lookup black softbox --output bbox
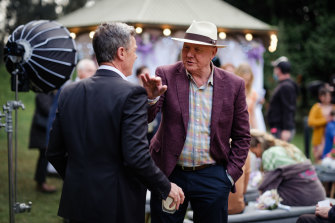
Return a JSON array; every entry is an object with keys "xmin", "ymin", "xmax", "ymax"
[{"xmin": 4, "ymin": 20, "xmax": 77, "ymax": 93}]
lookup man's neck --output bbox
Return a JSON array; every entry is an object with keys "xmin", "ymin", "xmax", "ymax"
[
  {"xmin": 101, "ymin": 61, "xmax": 126, "ymax": 76},
  {"xmin": 188, "ymin": 66, "xmax": 212, "ymax": 87},
  {"xmin": 279, "ymin": 74, "xmax": 291, "ymax": 81}
]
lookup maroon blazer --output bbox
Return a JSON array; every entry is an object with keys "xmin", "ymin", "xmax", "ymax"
[{"xmin": 148, "ymin": 61, "xmax": 250, "ymax": 185}]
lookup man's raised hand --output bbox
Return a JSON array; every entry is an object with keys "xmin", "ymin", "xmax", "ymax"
[{"xmin": 140, "ymin": 73, "xmax": 167, "ymax": 99}]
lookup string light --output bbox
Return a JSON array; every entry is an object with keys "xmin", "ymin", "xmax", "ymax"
[
  {"xmin": 89, "ymin": 31, "xmax": 95, "ymax": 39},
  {"xmin": 163, "ymin": 28, "xmax": 171, "ymax": 36},
  {"xmin": 135, "ymin": 27, "xmax": 143, "ymax": 34},
  {"xmin": 70, "ymin": 32, "xmax": 76, "ymax": 39},
  {"xmin": 245, "ymin": 33, "xmax": 253, "ymax": 41},
  {"xmin": 269, "ymin": 33, "xmax": 278, "ymax": 52},
  {"xmin": 218, "ymin": 32, "xmax": 226, "ymax": 40}
]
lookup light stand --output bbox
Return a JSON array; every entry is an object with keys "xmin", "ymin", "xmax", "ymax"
[
  {"xmin": 0, "ymin": 69, "xmax": 32, "ymax": 223},
  {"xmin": 2, "ymin": 20, "xmax": 77, "ymax": 222}
]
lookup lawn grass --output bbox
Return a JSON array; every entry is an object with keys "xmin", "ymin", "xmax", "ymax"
[
  {"xmin": 0, "ymin": 64, "xmax": 308, "ymax": 223},
  {"xmin": 0, "ymin": 65, "xmax": 63, "ymax": 223}
]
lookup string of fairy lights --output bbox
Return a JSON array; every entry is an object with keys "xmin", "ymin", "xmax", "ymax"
[{"xmin": 69, "ymin": 26, "xmax": 278, "ymax": 53}]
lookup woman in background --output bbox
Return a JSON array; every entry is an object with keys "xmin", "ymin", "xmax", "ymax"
[
  {"xmin": 250, "ymin": 129, "xmax": 326, "ymax": 206},
  {"xmin": 235, "ymin": 63, "xmax": 258, "ymax": 129}
]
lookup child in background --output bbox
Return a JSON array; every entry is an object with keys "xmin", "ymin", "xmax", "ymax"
[
  {"xmin": 308, "ymin": 87, "xmax": 334, "ymax": 163},
  {"xmin": 322, "ymin": 109, "xmax": 335, "ymax": 158}
]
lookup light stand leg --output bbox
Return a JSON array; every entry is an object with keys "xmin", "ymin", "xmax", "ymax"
[
  {"xmin": 2, "ymin": 100, "xmax": 31, "ymax": 223},
  {"xmin": 5, "ymin": 104, "xmax": 15, "ymax": 223},
  {"xmin": 14, "ymin": 72, "xmax": 18, "ymax": 203}
]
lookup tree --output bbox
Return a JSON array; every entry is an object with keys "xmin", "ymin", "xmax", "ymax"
[{"xmin": 224, "ymin": 0, "xmax": 335, "ymax": 83}]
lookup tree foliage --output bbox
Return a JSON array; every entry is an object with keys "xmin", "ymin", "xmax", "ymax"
[{"xmin": 225, "ymin": 0, "xmax": 335, "ymax": 83}]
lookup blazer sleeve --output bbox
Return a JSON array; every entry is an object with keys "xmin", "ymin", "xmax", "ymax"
[
  {"xmin": 122, "ymin": 86, "xmax": 171, "ymax": 199},
  {"xmin": 46, "ymin": 90, "xmax": 67, "ymax": 179},
  {"xmin": 148, "ymin": 66, "xmax": 166, "ymax": 123},
  {"xmin": 228, "ymin": 80, "xmax": 251, "ymax": 183}
]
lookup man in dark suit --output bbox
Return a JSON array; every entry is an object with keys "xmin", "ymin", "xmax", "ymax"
[
  {"xmin": 141, "ymin": 21, "xmax": 250, "ymax": 223},
  {"xmin": 47, "ymin": 22, "xmax": 184, "ymax": 223}
]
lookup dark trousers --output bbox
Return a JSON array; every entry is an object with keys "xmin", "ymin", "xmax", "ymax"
[
  {"xmin": 34, "ymin": 148, "xmax": 48, "ymax": 184},
  {"xmin": 150, "ymin": 165, "xmax": 232, "ymax": 223},
  {"xmin": 297, "ymin": 214, "xmax": 330, "ymax": 223}
]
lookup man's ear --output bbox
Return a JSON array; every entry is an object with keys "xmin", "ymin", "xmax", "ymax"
[
  {"xmin": 211, "ymin": 47, "xmax": 218, "ymax": 60},
  {"xmin": 116, "ymin": 47, "xmax": 126, "ymax": 61}
]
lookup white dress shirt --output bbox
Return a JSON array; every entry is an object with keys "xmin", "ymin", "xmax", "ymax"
[{"xmin": 98, "ymin": 65, "xmax": 127, "ymax": 80}]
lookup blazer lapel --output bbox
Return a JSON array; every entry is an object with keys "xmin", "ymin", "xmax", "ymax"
[
  {"xmin": 210, "ymin": 69, "xmax": 225, "ymax": 138},
  {"xmin": 176, "ymin": 66, "xmax": 190, "ymax": 133}
]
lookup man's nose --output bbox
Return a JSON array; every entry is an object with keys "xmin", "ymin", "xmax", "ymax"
[{"xmin": 186, "ymin": 49, "xmax": 194, "ymax": 58}]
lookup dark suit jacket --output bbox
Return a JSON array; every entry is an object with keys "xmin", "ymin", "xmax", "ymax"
[
  {"xmin": 148, "ymin": 62, "xmax": 250, "ymax": 186},
  {"xmin": 47, "ymin": 69, "xmax": 170, "ymax": 223}
]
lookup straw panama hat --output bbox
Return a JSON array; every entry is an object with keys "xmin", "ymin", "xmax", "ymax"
[{"xmin": 172, "ymin": 21, "xmax": 227, "ymax": 48}]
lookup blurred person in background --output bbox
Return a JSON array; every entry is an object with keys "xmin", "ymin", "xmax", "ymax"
[
  {"xmin": 267, "ymin": 56, "xmax": 298, "ymax": 142},
  {"xmin": 235, "ymin": 63, "xmax": 258, "ymax": 129},
  {"xmin": 75, "ymin": 58, "xmax": 97, "ymax": 81},
  {"xmin": 29, "ymin": 92, "xmax": 56, "ymax": 193},
  {"xmin": 135, "ymin": 65, "xmax": 150, "ymax": 86},
  {"xmin": 322, "ymin": 109, "xmax": 335, "ymax": 158},
  {"xmin": 250, "ymin": 130, "xmax": 326, "ymax": 206},
  {"xmin": 308, "ymin": 86, "xmax": 334, "ymax": 163},
  {"xmin": 221, "ymin": 63, "xmax": 235, "ymax": 73}
]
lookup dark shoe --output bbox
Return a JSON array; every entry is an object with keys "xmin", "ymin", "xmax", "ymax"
[{"xmin": 36, "ymin": 183, "xmax": 57, "ymax": 193}]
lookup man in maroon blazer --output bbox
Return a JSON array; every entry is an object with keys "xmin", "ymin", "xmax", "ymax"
[{"xmin": 141, "ymin": 21, "xmax": 250, "ymax": 223}]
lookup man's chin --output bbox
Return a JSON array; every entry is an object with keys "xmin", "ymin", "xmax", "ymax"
[{"xmin": 184, "ymin": 64, "xmax": 196, "ymax": 72}]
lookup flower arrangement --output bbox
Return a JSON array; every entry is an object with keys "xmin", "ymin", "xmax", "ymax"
[{"xmin": 256, "ymin": 189, "xmax": 283, "ymax": 210}]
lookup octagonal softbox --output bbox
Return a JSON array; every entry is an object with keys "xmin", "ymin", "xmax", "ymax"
[{"xmin": 4, "ymin": 20, "xmax": 77, "ymax": 93}]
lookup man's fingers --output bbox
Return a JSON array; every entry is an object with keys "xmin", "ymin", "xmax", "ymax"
[
  {"xmin": 159, "ymin": 85, "xmax": 168, "ymax": 95},
  {"xmin": 154, "ymin": 76, "xmax": 162, "ymax": 83},
  {"xmin": 179, "ymin": 189, "xmax": 185, "ymax": 204},
  {"xmin": 140, "ymin": 74, "xmax": 148, "ymax": 83},
  {"xmin": 174, "ymin": 195, "xmax": 180, "ymax": 210},
  {"xmin": 144, "ymin": 72, "xmax": 151, "ymax": 80}
]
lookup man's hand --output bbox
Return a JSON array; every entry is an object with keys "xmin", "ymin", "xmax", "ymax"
[
  {"xmin": 281, "ymin": 130, "xmax": 291, "ymax": 142},
  {"xmin": 168, "ymin": 183, "xmax": 185, "ymax": 210},
  {"xmin": 140, "ymin": 73, "xmax": 167, "ymax": 99},
  {"xmin": 315, "ymin": 204, "xmax": 332, "ymax": 219}
]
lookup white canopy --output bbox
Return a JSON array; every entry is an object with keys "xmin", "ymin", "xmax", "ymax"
[{"xmin": 58, "ymin": 0, "xmax": 275, "ymax": 33}]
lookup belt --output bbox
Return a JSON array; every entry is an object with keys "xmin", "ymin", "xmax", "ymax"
[{"xmin": 176, "ymin": 164, "xmax": 214, "ymax": 171}]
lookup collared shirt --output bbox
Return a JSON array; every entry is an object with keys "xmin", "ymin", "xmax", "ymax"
[
  {"xmin": 178, "ymin": 64, "xmax": 216, "ymax": 167},
  {"xmin": 98, "ymin": 65, "xmax": 128, "ymax": 80}
]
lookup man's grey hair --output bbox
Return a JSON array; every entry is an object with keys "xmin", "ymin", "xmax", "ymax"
[{"xmin": 93, "ymin": 22, "xmax": 135, "ymax": 65}]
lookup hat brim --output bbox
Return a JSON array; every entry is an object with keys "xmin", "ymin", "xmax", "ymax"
[{"xmin": 172, "ymin": 37, "xmax": 227, "ymax": 48}]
